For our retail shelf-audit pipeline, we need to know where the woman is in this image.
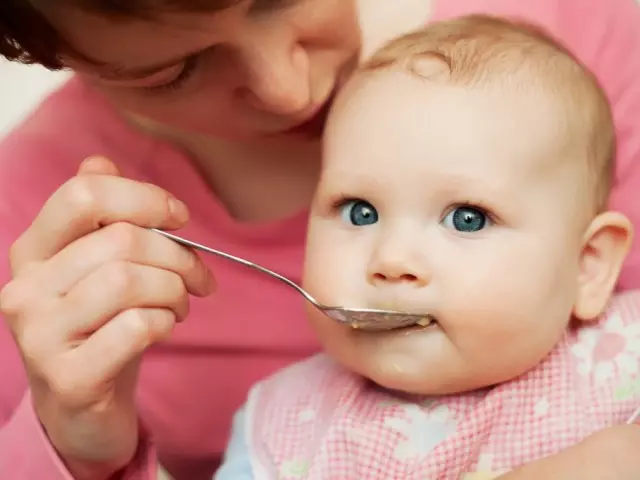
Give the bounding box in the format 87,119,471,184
0,0,638,478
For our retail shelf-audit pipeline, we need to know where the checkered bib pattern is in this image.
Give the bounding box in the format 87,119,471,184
245,291,640,480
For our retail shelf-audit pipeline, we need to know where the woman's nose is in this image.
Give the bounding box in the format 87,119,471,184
238,44,311,116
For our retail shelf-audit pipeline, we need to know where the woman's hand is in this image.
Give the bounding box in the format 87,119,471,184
498,424,640,480
0,157,214,479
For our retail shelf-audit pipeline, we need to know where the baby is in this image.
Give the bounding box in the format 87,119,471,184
217,14,640,479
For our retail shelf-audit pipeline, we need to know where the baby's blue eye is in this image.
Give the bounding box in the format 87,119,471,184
442,206,489,232
340,200,379,226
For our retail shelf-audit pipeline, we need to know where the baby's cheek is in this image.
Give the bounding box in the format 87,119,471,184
306,307,365,374
460,318,559,384
303,246,334,297
304,253,362,307
444,301,553,381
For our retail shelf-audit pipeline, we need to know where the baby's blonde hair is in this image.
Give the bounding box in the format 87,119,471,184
360,15,614,213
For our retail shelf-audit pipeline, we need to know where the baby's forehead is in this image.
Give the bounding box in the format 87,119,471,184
322,15,612,214
324,70,569,181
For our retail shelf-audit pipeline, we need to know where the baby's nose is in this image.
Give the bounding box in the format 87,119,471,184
367,228,430,288
368,257,429,288
372,271,420,284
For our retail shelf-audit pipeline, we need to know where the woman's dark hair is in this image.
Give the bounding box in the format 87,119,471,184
0,0,239,69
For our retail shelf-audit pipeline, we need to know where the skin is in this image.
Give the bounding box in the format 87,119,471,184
53,1,361,138
304,69,631,397
500,424,640,479
0,0,636,478
300,67,635,478
50,0,432,222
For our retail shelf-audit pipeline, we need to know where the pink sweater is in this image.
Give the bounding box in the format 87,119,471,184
0,0,639,478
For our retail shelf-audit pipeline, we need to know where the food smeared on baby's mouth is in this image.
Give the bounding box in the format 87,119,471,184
349,314,437,330
416,317,433,327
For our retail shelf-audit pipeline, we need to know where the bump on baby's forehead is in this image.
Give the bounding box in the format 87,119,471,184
340,14,615,214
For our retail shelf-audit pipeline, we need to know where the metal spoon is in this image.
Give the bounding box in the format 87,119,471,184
151,228,433,331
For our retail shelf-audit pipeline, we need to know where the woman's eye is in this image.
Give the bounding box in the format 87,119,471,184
442,206,490,233
339,200,379,226
142,55,200,93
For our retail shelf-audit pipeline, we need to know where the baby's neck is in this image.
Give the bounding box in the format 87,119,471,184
366,378,497,403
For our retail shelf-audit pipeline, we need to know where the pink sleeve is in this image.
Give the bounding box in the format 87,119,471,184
0,392,158,480
0,128,158,479
559,0,640,290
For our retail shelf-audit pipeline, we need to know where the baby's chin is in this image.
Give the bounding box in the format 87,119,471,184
325,336,456,395
326,327,516,396
354,356,488,396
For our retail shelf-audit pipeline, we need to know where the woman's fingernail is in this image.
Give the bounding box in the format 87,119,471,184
79,156,119,175
168,197,189,222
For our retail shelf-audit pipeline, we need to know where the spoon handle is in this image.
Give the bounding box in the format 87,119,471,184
150,228,317,304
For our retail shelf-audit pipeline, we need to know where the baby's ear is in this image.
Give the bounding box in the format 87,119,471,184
573,211,633,321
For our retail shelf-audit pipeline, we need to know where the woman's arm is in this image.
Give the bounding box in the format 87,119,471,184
0,138,159,480
498,424,640,479
0,228,158,480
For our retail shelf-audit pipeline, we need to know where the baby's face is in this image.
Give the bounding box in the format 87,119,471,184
303,69,590,395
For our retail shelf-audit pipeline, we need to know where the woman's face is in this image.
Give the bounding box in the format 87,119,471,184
47,0,361,139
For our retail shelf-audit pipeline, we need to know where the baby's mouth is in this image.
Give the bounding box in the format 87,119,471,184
370,300,438,330
348,312,438,332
